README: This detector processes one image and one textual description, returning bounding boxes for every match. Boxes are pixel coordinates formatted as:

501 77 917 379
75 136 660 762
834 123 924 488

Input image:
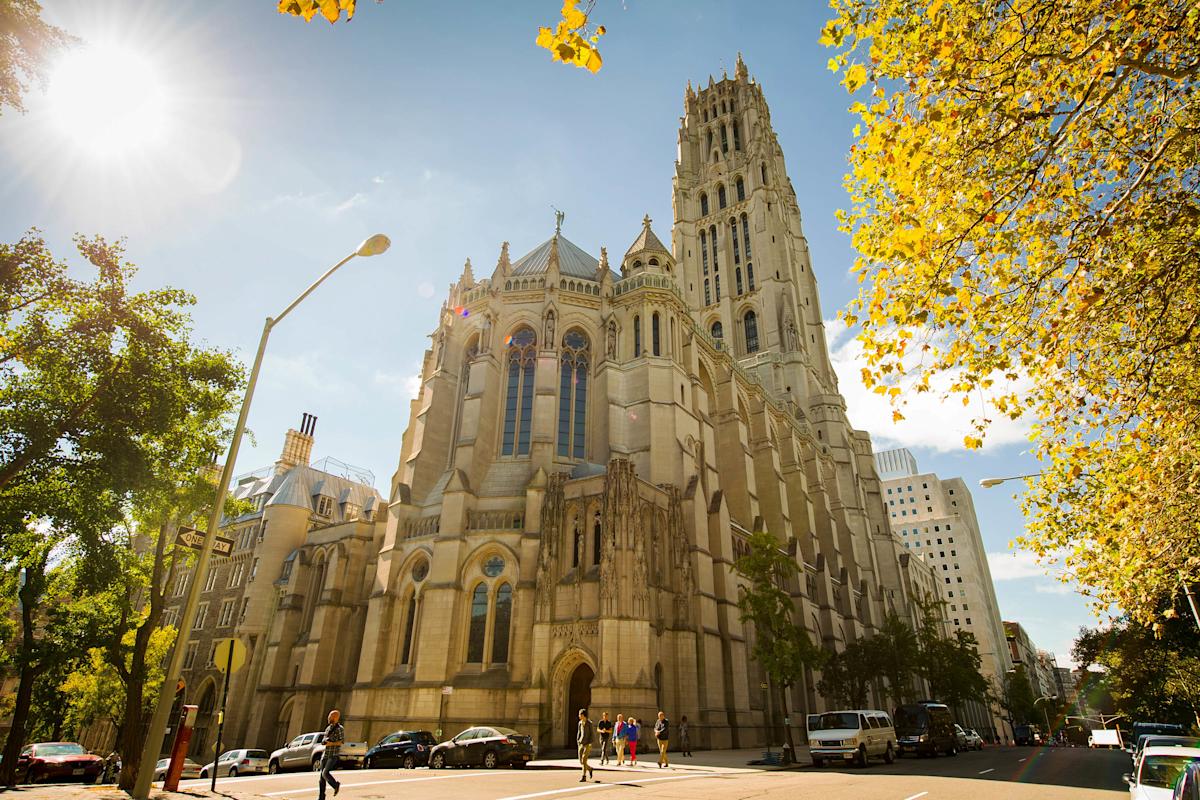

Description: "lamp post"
1035 695 1058 743
132 234 390 799
978 473 1041 489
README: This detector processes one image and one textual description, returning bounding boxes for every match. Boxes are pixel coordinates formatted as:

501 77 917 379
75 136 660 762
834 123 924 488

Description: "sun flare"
46 44 170 158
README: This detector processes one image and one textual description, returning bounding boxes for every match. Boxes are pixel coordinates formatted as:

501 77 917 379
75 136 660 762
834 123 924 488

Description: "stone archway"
565 664 594 748
190 681 216 758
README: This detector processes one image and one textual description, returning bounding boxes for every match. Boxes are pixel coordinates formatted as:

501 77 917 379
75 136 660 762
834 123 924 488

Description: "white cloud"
334 192 367 214
826 321 1033 453
371 175 386 184
373 368 422 401
987 550 1064 582
1034 582 1075 595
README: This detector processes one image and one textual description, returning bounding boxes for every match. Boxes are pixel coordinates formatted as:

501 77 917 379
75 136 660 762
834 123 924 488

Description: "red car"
16 742 103 784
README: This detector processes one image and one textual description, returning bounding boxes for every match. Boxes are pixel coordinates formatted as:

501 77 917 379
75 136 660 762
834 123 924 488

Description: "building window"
250 558 258 582
741 214 752 260
700 230 709 274
229 562 244 588
194 602 209 630
501 327 537 456
704 279 711 305
735 268 743 295
718 184 727 209
706 129 713 153
183 642 198 670
714 274 721 301
709 225 719 270
557 330 590 460
736 175 745 201
592 514 602 566
633 315 642 356
651 313 661 356
733 121 741 151
966 617 972 625
299 556 326 636
204 569 219 593
218 599 236 627
731 219 740 264
711 321 723 340
720 124 728 153
400 592 418 665
316 495 333 517
744 311 759 353
491 583 513 664
466 584 488 663
700 193 709 216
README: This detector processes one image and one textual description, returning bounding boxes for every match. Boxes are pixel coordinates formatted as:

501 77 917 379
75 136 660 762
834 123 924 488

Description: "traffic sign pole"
211 641 235 792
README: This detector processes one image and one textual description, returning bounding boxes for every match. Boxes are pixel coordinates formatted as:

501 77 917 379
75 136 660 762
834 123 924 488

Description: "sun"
46 44 170 158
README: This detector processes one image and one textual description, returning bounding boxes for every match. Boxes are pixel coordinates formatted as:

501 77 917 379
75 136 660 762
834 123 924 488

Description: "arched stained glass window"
557 330 589 459
400 592 418 665
700 230 709 275
466 583 488 662
720 124 728 153
491 584 512 664
704 279 711 306
700 193 709 217
633 315 642 357
711 321 723 340
736 176 745 202
592 514 602 567
501 327 537 456
731 219 740 264
715 274 722 302
747 263 756 292
745 310 760 353
736 268 744 295
733 120 741 151
718 184 727 209
709 225 719 270
652 312 661 356
741 214 752 260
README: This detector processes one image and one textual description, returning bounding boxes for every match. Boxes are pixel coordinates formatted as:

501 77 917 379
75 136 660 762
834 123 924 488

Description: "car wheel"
948 744 958 757
229 766 238 777
269 761 279 774
312 759 322 771
512 761 527 769
364 757 373 770
811 758 824 768
883 743 894 765
483 751 499 770
855 746 868 768
402 754 416 770
431 752 445 770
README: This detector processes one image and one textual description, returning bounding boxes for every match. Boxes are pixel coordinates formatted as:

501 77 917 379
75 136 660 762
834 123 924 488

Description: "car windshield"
816 713 860 731
1144 737 1200 751
894 708 928 733
35 744 85 756
1140 755 1200 789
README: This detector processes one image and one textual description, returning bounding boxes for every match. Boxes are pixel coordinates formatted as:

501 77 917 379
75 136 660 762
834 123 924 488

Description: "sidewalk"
0 785 269 800
529 745 810 773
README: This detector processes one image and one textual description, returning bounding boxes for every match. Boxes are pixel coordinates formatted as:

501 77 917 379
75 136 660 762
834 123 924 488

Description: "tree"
0 233 244 786
735 530 825 760
999 666 1039 727
913 598 988 709
873 610 921 706
824 1 1200 623
817 638 879 709
0 0 73 114
1074 612 1200 729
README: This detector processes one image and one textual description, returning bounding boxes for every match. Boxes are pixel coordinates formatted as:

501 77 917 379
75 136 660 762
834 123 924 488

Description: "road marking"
1018 757 1027 762
978 768 995 774
493 773 720 800
902 793 928 800
260 771 510 796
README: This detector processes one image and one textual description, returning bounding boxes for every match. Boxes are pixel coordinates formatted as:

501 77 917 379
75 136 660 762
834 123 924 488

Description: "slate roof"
624 220 670 260
510 235 619 281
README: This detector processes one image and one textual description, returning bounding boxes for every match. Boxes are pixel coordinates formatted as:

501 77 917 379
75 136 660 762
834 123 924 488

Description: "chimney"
277 412 316 472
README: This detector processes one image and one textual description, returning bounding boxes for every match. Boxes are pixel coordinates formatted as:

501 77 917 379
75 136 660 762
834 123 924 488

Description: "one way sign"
175 527 235 558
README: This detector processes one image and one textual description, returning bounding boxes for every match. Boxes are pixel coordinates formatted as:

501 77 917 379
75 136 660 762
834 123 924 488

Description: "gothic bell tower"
671 54 839 410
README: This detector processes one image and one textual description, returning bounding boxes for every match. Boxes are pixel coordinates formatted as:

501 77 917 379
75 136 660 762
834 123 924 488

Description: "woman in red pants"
626 717 640 766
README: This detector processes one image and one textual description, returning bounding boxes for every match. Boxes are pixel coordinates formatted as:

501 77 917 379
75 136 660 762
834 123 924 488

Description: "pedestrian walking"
317 709 343 799
614 713 627 766
654 711 670 768
597 712 613 765
679 715 692 757
577 708 596 782
627 717 640 766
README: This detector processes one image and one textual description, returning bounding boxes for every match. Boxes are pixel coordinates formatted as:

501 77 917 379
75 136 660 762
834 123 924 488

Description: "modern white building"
876 448 1014 741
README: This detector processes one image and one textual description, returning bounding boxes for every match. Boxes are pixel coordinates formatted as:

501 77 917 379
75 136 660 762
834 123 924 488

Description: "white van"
808 709 897 767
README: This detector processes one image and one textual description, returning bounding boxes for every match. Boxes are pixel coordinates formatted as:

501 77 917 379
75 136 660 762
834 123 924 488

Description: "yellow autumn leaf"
845 63 867 93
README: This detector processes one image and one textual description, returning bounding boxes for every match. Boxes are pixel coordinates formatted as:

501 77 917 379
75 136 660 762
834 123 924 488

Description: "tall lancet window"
501 327 537 456
700 230 709 275
736 176 745 202
744 310 760 354
651 312 661 356
733 120 742 151
731 219 740 264
490 584 512 664
466 583 488 663
557 330 590 460
741 214 752 260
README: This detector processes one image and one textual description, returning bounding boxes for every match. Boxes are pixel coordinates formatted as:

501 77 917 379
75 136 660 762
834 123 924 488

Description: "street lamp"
979 473 1041 488
132 234 390 799
1035 695 1058 743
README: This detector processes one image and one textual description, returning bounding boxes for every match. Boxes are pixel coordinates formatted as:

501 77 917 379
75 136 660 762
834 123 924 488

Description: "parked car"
1134 737 1200 768
1125 746 1200 800
269 732 369 772
199 749 270 778
16 742 103 784
364 730 437 769
428 726 534 769
1173 761 1200 800
808 709 896 768
1014 724 1043 747
154 757 202 781
894 702 957 757
962 728 984 751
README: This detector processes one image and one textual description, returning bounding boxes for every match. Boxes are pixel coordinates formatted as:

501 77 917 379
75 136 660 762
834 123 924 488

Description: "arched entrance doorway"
190 682 216 758
564 664 594 747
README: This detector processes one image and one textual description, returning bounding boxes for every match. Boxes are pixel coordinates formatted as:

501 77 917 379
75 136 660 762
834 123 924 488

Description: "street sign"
213 638 247 675
441 685 454 695
175 526 234 558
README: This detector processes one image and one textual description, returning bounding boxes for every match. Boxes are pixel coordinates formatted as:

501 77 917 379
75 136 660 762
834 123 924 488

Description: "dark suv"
364 730 437 769
428 726 534 769
894 702 957 757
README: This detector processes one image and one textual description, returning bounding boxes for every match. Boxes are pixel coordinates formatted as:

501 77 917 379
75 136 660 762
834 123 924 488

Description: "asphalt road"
166 745 1130 800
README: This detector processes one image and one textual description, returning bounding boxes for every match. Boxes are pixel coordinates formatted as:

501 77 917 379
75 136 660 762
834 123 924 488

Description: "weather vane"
552 205 565 235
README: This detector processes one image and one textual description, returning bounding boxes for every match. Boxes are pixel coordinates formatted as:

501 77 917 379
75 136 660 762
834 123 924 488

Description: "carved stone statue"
784 311 800 352
606 320 617 359
544 309 556 344
434 328 446 368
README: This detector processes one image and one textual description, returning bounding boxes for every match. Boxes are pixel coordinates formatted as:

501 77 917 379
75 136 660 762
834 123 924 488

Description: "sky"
0 0 1101 666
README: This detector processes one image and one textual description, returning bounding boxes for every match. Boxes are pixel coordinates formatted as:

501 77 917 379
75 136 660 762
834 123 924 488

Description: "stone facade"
170 57 928 757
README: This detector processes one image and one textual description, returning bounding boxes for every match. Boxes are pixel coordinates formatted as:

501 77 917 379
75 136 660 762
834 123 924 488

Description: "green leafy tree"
873 610 920 707
735 530 825 760
0 233 243 786
824 0 1200 624
914 598 988 711
817 638 879 709
1000 666 1039 726
0 0 73 114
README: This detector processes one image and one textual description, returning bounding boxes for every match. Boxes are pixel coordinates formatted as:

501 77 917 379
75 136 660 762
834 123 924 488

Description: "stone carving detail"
535 473 567 621
467 510 525 531
666 485 695 627
402 516 441 539
544 309 556 345
783 310 799 352
600 459 639 617
605 319 617 359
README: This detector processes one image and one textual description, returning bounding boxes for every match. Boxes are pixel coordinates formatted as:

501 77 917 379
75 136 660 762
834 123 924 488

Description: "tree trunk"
117 666 146 791
779 684 796 764
0 665 37 786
